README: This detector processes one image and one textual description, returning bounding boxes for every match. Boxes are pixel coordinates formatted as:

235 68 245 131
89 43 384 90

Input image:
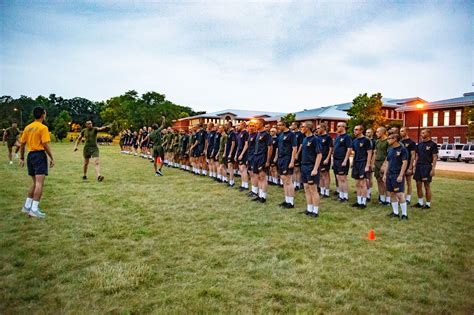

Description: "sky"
0 0 472 113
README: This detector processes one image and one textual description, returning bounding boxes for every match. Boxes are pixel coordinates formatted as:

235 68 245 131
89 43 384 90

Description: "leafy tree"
464 106 474 142
280 113 296 126
53 111 71 142
347 93 386 135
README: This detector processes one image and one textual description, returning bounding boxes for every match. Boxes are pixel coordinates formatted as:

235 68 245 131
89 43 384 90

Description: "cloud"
0 1 472 113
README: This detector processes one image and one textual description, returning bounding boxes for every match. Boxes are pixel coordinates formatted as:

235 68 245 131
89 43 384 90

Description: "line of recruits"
124 118 438 220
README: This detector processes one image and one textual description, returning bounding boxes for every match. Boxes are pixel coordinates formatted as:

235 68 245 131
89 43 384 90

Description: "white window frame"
455 110 462 126
454 137 461 144
444 111 450 126
422 113 428 127
433 112 438 127
442 137 449 144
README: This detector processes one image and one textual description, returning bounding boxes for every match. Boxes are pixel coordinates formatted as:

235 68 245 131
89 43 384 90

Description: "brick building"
396 92 473 144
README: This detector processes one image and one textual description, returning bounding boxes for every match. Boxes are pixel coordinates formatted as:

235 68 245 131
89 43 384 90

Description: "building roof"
178 109 286 121
396 92 474 112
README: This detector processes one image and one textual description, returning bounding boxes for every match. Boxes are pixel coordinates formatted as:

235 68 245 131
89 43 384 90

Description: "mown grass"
1 143 473 314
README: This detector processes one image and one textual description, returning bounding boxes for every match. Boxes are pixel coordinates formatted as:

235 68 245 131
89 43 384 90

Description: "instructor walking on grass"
74 120 111 181
19 106 55 219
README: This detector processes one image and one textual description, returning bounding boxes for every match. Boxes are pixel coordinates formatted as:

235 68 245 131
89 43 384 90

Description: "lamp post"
416 103 424 143
13 108 23 129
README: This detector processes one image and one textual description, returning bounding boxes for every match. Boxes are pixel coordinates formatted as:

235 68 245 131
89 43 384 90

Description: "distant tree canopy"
280 113 296 126
464 106 474 142
0 90 198 133
347 93 386 135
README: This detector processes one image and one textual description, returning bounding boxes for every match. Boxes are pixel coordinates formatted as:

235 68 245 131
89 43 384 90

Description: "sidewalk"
435 161 474 173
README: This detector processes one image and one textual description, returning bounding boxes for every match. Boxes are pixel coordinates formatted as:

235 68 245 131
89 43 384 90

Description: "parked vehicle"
438 143 464 161
461 143 474 163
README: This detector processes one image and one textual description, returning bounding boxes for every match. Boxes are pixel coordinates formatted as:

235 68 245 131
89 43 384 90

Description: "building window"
422 113 428 127
432 112 438 127
442 137 449 144
454 137 460 144
385 109 389 118
455 110 462 125
444 111 450 126
431 137 438 143
330 121 335 132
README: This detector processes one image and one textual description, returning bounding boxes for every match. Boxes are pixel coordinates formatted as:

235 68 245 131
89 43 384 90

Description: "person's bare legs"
83 158 89 177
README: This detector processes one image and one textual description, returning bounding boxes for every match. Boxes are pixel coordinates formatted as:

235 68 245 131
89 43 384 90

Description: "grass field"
1 143 473 314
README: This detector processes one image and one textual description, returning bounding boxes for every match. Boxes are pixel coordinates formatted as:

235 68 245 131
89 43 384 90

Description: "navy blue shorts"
253 155 268 173
333 159 349 175
237 152 247 165
320 157 331 172
294 156 302 167
386 174 405 192
301 164 320 185
206 149 214 159
247 156 254 172
27 151 48 176
277 155 294 176
414 164 432 182
351 160 368 179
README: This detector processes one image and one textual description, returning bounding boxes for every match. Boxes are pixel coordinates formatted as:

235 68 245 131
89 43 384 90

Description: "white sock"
25 197 33 209
343 192 348 199
426 201 431 207
229 179 234 185
217 175 222 180
380 195 386 202
357 196 362 204
386 196 391 203
307 204 313 212
325 188 330 196
252 186 258 194
203 170 207 175
288 197 294 205
362 197 367 205
32 200 39 211
244 182 248 189
368 188 372 195
223 176 228 182
285 196 289 203
400 202 407 216
339 191 344 199
320 187 325 194
280 179 283 185
418 198 424 205
406 195 411 202
261 192 267 199
313 205 319 214
391 202 399 215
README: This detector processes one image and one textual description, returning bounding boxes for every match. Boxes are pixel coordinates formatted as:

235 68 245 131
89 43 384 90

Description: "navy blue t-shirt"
351 136 372 162
206 131 216 154
278 130 297 158
254 131 272 157
181 134 189 151
400 138 416 164
301 135 322 165
318 133 333 159
271 136 278 161
333 133 352 160
387 145 408 175
225 130 237 157
196 129 207 150
247 132 257 158
236 130 249 154
416 140 438 165
212 133 221 156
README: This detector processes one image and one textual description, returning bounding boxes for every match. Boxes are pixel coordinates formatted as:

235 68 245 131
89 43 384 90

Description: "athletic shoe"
401 215 409 220
238 187 247 192
351 202 360 208
406 200 411 205
333 191 339 196
303 211 311 216
258 198 266 204
284 203 294 209
228 183 235 188
156 170 163 176
367 197 371 202
359 204 367 209
247 191 257 197
387 212 400 218
278 201 289 208
338 198 349 203
413 203 424 208
28 209 46 219
251 197 262 202
21 206 30 214
322 194 329 199
97 175 104 181
309 212 319 218
82 176 87 180
422 204 431 209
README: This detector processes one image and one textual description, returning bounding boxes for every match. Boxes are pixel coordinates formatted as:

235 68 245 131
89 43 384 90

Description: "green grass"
1 143 473 313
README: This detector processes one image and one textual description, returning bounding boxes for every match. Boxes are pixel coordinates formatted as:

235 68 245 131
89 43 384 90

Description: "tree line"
0 90 202 141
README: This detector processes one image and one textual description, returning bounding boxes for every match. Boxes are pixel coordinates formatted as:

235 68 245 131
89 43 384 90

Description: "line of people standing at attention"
118 118 438 220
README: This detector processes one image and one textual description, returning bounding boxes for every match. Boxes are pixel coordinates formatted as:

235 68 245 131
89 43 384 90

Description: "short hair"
11 119 17 124
356 125 365 132
292 121 300 128
377 126 387 134
422 128 431 135
318 123 327 131
197 122 203 128
33 106 45 119
255 118 265 126
278 119 289 127
226 121 233 127
304 121 313 130
390 133 401 142
152 123 159 130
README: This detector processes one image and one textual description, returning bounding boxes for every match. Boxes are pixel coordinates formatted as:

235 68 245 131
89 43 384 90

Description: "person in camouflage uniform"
141 116 166 176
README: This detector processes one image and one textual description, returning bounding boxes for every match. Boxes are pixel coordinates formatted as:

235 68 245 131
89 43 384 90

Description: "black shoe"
322 194 329 199
97 175 104 182
401 215 408 220
278 201 289 208
309 212 319 218
413 203 423 208
351 202 360 208
238 186 247 192
339 198 348 203
303 211 311 216
258 198 266 203
251 197 261 202
422 204 431 209
387 212 400 218
359 204 367 209
228 183 235 188
284 203 295 209
383 201 391 206
248 191 257 197
82 175 87 180
156 170 163 176
333 191 339 196
406 200 411 205
367 197 371 202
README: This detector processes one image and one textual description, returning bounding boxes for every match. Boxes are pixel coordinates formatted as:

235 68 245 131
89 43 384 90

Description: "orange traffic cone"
367 229 376 241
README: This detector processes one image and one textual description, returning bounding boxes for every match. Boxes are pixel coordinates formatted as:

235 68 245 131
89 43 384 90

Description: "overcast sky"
1 0 472 113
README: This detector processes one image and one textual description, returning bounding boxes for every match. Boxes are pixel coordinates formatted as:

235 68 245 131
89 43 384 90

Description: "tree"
280 113 296 126
53 111 71 142
347 93 386 135
464 106 474 142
